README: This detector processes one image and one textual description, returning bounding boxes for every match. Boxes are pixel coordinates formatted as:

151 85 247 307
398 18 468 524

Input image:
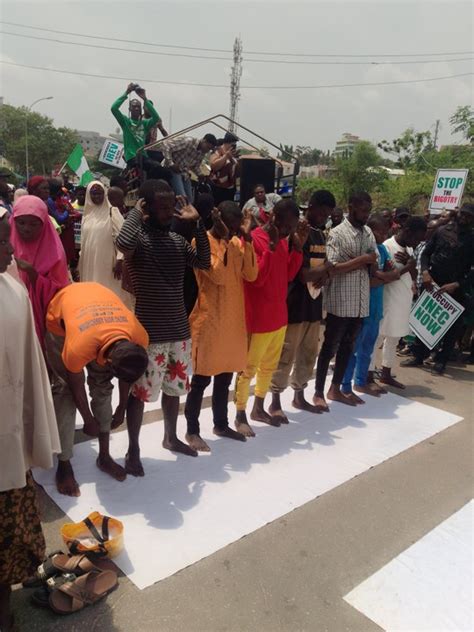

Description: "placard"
98 139 127 170
428 169 468 214
409 286 464 349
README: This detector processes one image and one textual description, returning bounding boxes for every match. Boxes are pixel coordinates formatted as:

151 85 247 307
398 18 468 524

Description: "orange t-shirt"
46 282 149 373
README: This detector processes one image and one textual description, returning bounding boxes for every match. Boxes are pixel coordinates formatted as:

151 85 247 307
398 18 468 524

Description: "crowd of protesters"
0 82 473 631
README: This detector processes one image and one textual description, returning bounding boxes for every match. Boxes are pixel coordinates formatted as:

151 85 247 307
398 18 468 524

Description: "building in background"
333 133 361 158
78 131 107 157
299 165 332 179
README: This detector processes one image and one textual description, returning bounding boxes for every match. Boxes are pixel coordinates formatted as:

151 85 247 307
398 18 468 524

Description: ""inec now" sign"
409 286 464 350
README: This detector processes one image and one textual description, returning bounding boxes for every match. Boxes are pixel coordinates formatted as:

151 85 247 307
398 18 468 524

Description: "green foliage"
450 105 474 143
296 177 344 206
296 140 473 213
277 144 294 160
0 104 79 177
334 141 388 199
378 127 434 169
278 144 330 166
371 172 434 213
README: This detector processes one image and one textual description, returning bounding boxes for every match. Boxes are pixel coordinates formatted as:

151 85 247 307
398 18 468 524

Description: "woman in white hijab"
0 208 60 631
78 181 131 307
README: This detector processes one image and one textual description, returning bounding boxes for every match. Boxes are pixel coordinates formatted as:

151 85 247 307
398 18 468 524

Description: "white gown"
379 236 414 338
79 203 132 308
0 273 60 491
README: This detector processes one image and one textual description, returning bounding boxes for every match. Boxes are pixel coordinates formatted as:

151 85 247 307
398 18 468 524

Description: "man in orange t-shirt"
45 282 149 497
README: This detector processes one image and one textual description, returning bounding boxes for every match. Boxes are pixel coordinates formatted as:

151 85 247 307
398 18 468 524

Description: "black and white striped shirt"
116 208 210 343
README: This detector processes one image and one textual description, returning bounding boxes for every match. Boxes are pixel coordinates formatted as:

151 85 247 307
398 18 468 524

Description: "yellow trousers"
235 326 287 410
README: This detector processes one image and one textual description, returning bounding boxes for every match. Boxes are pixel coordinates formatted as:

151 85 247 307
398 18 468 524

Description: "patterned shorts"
132 339 191 402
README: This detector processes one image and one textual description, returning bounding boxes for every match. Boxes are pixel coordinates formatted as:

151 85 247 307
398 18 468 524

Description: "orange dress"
190 233 258 376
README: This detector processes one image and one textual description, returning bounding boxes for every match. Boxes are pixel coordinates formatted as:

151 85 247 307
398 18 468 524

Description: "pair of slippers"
26 552 118 615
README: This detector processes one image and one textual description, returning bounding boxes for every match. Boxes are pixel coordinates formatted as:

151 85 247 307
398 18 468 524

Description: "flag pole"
57 159 69 176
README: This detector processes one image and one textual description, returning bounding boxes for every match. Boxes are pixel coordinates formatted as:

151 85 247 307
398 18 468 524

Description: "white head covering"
78 181 129 305
82 180 110 221
13 188 28 202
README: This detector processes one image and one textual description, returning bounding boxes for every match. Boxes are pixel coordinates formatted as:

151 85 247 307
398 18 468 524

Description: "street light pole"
25 96 53 181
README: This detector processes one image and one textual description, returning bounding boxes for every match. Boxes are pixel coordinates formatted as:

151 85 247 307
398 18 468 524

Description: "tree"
378 127 434 169
277 144 295 161
334 141 388 198
450 105 474 144
0 103 79 176
296 177 344 206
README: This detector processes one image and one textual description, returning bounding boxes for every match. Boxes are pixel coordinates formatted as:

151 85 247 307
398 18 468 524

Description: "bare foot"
235 412 256 437
344 389 365 405
125 452 145 477
343 390 365 405
268 404 289 424
354 383 381 397
163 437 198 457
292 392 322 414
251 406 281 426
313 394 330 412
56 462 80 497
186 433 211 452
213 426 246 442
82 420 100 437
96 456 127 481
380 376 405 389
327 385 357 406
367 373 388 394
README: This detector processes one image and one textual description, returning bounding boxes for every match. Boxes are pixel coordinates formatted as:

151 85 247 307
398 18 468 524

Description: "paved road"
14 356 473 632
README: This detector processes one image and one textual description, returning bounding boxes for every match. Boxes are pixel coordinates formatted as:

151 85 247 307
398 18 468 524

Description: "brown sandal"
36 553 115 581
49 569 118 614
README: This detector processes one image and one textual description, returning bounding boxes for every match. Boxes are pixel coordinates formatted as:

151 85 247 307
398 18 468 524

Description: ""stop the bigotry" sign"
428 168 469 214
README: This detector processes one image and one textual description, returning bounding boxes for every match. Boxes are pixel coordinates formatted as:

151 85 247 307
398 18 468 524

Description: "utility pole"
229 36 243 132
433 119 440 150
25 96 53 180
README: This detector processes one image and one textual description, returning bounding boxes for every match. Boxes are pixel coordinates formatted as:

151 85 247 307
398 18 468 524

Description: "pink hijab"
10 195 70 345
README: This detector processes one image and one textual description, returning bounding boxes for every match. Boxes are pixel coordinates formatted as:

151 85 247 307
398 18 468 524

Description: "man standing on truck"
111 83 171 182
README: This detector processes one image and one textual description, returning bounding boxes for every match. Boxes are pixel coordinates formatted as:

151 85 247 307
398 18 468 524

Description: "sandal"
23 550 64 587
49 569 118 614
31 573 77 608
34 553 115 582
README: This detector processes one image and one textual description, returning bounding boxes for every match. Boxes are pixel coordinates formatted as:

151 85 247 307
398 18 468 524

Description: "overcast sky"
1 0 472 153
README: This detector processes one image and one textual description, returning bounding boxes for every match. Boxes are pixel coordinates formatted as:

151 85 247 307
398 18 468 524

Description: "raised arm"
111 93 129 128
178 205 211 270
116 204 143 255
142 97 160 129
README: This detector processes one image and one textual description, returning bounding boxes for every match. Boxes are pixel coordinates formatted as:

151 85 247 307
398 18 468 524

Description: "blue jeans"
341 316 381 392
170 172 193 202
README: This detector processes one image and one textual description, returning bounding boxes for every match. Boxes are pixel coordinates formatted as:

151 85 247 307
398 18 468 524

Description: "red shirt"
244 227 303 334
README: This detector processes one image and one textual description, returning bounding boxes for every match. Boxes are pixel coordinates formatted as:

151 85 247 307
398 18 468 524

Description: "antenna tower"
229 36 243 132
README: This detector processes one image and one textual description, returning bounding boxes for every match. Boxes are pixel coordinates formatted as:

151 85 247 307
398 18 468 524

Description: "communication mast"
229 36 243 132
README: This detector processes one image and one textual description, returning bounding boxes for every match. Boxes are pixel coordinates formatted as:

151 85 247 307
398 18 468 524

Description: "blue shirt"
369 243 390 321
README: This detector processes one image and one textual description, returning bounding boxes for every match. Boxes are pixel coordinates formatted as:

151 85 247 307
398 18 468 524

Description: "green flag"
66 144 94 186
